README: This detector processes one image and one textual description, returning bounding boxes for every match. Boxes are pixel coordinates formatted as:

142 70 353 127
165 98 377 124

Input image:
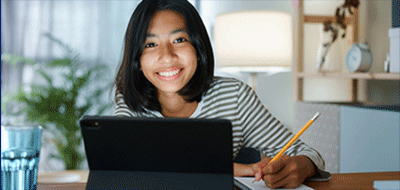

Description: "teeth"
158 69 180 77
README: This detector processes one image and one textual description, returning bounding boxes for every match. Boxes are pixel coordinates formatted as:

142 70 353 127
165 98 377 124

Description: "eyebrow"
146 28 186 38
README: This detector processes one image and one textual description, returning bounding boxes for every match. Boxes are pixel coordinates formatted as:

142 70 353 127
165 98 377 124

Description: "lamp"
214 11 292 90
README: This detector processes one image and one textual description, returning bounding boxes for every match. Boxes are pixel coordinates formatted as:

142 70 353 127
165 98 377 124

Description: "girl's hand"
257 155 317 189
233 157 271 177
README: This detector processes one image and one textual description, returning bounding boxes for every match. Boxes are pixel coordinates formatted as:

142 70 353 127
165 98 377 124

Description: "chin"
158 86 185 94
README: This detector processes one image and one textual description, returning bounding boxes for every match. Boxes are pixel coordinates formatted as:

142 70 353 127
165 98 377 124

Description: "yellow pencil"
253 112 320 183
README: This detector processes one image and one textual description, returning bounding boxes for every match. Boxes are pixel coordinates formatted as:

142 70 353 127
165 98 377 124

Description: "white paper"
235 177 314 190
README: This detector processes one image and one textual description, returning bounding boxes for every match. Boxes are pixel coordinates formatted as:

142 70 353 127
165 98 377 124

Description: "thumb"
252 165 263 181
252 157 271 181
254 171 263 181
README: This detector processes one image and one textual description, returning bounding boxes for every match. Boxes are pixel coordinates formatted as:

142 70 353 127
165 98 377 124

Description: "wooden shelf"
297 72 400 80
304 15 355 25
292 0 395 103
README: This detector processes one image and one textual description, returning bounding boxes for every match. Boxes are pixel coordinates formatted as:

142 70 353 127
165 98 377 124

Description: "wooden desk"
37 171 399 190
304 171 399 190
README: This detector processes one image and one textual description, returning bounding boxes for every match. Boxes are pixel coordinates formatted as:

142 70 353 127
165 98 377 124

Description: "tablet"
80 115 234 189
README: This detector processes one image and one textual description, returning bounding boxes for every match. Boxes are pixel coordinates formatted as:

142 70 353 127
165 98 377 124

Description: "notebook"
234 177 314 190
79 115 234 189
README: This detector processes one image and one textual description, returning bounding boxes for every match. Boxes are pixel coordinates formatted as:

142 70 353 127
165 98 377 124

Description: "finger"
263 157 303 189
254 172 263 181
264 176 289 189
263 155 290 174
265 173 302 189
262 170 290 187
252 157 271 181
263 176 287 189
256 157 271 169
251 164 263 181
262 157 293 184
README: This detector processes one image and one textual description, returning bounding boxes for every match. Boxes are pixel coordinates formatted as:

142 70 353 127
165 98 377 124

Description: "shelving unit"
292 0 400 102
297 72 400 80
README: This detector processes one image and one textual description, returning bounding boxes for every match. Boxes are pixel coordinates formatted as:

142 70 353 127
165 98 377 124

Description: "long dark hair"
115 0 214 113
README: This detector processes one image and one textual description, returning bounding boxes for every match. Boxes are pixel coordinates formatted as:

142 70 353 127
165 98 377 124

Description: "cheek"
184 46 198 66
139 55 154 78
140 52 152 69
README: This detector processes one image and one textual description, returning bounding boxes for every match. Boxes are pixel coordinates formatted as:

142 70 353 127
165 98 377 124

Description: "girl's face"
140 10 197 95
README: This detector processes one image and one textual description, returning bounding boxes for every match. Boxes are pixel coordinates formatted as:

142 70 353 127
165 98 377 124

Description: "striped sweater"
114 76 325 171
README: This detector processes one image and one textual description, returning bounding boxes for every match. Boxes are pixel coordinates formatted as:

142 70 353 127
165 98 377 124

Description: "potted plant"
1 33 113 170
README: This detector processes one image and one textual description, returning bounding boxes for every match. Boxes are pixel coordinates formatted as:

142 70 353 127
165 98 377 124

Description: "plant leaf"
48 153 63 160
41 33 75 56
1 54 35 65
96 104 112 115
36 70 53 86
48 58 73 67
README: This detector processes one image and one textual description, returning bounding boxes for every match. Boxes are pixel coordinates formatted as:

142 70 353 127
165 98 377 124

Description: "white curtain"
1 0 198 95
1 1 141 95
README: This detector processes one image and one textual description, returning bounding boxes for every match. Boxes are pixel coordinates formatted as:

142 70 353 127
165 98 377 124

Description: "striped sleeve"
235 81 326 171
113 93 136 117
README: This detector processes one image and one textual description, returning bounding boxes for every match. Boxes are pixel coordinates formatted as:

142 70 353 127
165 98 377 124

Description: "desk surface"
37 171 399 190
304 171 399 190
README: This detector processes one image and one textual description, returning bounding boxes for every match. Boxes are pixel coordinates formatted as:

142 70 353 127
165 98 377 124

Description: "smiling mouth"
157 68 182 77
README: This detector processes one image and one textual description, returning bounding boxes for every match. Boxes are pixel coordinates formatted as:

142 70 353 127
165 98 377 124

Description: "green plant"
1 33 113 170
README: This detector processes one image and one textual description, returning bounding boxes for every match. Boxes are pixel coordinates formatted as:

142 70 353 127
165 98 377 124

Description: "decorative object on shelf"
214 11 292 90
384 54 390 73
294 0 399 104
316 0 360 72
316 24 341 72
345 43 372 72
1 33 113 170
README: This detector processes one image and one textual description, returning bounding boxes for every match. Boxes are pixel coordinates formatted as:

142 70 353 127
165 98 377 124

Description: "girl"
114 0 328 188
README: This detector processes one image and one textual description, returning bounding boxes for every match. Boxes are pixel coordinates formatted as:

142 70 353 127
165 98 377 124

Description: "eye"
145 42 157 48
174 38 187 43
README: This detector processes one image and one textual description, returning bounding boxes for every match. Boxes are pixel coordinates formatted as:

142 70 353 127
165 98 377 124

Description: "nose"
158 43 176 65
